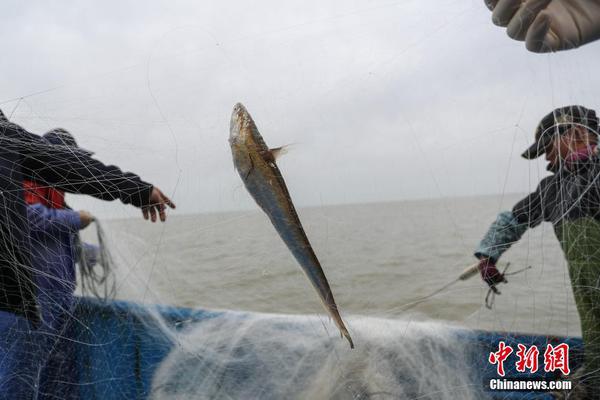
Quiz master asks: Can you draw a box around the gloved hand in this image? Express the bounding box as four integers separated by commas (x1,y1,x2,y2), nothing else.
478,258,507,293
484,0,600,52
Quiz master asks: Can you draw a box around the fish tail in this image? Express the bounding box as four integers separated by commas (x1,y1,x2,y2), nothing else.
323,296,354,348
330,309,354,349
341,326,355,349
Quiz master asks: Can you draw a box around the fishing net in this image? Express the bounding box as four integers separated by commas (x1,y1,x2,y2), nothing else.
0,0,599,399
77,220,117,301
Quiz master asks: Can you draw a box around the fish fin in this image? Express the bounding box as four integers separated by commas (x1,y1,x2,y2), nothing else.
260,145,290,163
270,145,290,160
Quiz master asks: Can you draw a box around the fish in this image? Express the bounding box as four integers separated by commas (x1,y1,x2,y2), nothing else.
229,103,354,349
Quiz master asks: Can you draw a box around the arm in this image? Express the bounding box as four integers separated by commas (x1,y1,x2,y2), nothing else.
21,144,153,208
473,178,548,289
27,204,82,235
475,177,547,261
474,211,528,291
2,121,173,220
474,211,529,262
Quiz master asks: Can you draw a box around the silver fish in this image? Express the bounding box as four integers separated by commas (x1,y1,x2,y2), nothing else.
229,103,354,348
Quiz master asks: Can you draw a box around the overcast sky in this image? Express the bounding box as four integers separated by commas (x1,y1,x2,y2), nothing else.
1,0,599,218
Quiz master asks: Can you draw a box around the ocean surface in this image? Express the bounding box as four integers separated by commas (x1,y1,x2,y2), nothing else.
89,193,581,338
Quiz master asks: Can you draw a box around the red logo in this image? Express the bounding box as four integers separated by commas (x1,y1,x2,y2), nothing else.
543,343,570,375
515,344,540,373
488,342,570,376
489,341,513,376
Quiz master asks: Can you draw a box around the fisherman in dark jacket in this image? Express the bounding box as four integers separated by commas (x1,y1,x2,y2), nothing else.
475,105,600,399
0,110,175,399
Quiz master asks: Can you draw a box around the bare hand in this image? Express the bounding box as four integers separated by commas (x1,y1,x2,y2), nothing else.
142,187,176,222
78,210,95,229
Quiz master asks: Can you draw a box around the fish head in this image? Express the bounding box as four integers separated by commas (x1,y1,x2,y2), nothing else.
229,103,256,178
229,102,269,150
229,103,254,146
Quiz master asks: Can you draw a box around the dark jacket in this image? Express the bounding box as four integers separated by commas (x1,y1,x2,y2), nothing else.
0,120,152,324
513,159,600,228
475,154,600,261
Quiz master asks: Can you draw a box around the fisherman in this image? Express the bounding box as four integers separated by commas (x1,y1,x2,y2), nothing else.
483,0,600,53
0,111,175,399
24,129,104,399
26,129,100,328
474,105,600,398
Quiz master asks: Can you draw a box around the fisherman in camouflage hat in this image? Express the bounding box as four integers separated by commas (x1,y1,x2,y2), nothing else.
474,105,600,398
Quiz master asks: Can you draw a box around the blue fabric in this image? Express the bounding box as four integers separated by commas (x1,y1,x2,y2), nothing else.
0,311,40,400
0,205,85,400
474,211,528,262
27,204,88,400
27,204,81,329
36,317,78,400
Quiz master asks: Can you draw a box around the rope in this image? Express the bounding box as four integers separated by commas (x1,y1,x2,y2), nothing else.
399,262,532,312
76,219,116,301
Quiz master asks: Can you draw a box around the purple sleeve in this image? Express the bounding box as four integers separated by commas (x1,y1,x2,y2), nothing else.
27,204,82,234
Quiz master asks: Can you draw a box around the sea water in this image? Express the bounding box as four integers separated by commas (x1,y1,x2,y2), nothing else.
97,193,578,338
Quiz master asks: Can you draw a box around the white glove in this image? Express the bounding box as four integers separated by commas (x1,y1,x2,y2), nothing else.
485,0,600,52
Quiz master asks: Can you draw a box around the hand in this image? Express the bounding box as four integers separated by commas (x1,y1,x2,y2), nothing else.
78,210,95,229
142,187,176,222
484,0,600,52
478,258,507,293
